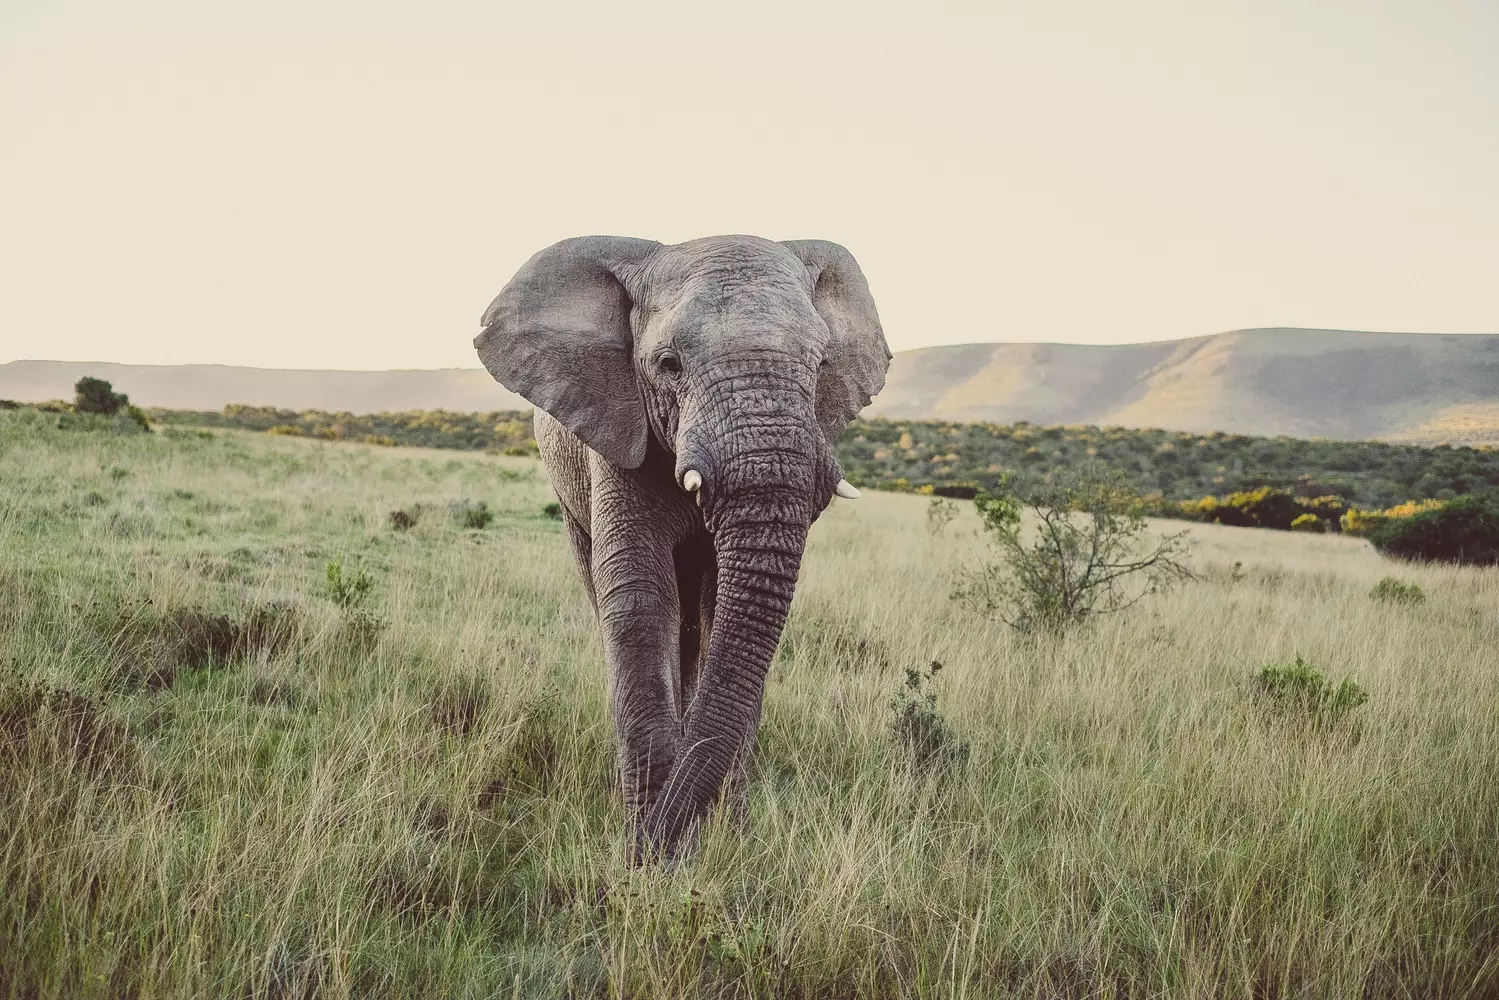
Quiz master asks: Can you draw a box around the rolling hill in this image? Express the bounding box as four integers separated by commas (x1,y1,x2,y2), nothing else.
5,328,1498,444
868,329,1499,446
0,361,528,414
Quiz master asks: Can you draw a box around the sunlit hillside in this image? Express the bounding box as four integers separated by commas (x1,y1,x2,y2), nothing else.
869,329,1499,446
2,412,1495,998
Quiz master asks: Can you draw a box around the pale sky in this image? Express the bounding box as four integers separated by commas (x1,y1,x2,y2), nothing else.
3,0,1497,369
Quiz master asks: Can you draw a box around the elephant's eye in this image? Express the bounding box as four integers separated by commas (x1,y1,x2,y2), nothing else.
658,352,682,375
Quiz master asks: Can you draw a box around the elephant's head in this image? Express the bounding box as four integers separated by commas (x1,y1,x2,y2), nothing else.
474,235,889,852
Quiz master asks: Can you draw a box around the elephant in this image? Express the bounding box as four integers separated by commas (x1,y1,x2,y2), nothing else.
473,234,890,860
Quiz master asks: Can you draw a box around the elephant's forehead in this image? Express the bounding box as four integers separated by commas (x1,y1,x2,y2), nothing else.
646,236,812,297
640,240,821,351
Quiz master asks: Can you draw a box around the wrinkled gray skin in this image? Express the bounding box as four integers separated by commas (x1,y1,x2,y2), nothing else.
474,235,890,860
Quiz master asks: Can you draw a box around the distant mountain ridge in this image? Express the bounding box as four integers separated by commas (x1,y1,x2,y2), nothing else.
0,361,529,414
5,328,1498,445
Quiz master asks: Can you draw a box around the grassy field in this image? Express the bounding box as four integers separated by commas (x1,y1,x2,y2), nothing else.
2,410,1496,999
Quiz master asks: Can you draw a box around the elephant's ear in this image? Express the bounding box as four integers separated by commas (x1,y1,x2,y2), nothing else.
475,236,661,469
780,240,893,440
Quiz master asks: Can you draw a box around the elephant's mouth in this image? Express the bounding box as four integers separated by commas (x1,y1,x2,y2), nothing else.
679,457,859,517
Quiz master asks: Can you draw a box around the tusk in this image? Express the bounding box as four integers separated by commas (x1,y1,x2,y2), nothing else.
835,479,861,499
682,469,702,493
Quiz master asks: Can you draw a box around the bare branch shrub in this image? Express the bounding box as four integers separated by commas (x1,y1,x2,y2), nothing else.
926,496,960,535
954,467,1196,634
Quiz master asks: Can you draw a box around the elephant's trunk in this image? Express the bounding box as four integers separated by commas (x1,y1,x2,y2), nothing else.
643,364,834,856
642,491,810,854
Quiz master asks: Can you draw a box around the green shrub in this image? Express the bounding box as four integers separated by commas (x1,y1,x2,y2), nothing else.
1252,656,1368,726
1342,499,1445,537
541,502,563,521
324,559,374,609
451,500,494,530
1289,513,1323,533
1229,487,1304,530
389,509,418,531
1368,493,1499,565
889,661,968,771
73,376,129,415
1186,487,1308,530
1370,576,1424,604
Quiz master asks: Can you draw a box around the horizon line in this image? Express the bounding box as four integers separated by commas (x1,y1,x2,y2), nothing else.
6,326,1498,373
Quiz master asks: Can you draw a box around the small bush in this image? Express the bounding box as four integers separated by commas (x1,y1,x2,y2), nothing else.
1368,493,1499,565
451,500,494,530
1290,513,1323,533
541,502,563,521
890,660,968,771
338,607,388,652
73,376,129,415
955,468,1195,634
1252,656,1368,726
388,508,418,531
1370,576,1424,604
324,558,374,609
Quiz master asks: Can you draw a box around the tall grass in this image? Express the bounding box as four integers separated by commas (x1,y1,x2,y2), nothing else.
1,409,1496,999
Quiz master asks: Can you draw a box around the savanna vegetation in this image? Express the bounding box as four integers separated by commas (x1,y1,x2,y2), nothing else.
837,418,1499,509
128,402,1499,538
150,403,537,454
3,406,1497,998
1366,493,1499,566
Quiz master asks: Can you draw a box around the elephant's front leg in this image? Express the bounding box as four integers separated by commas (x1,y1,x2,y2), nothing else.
592,522,686,845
